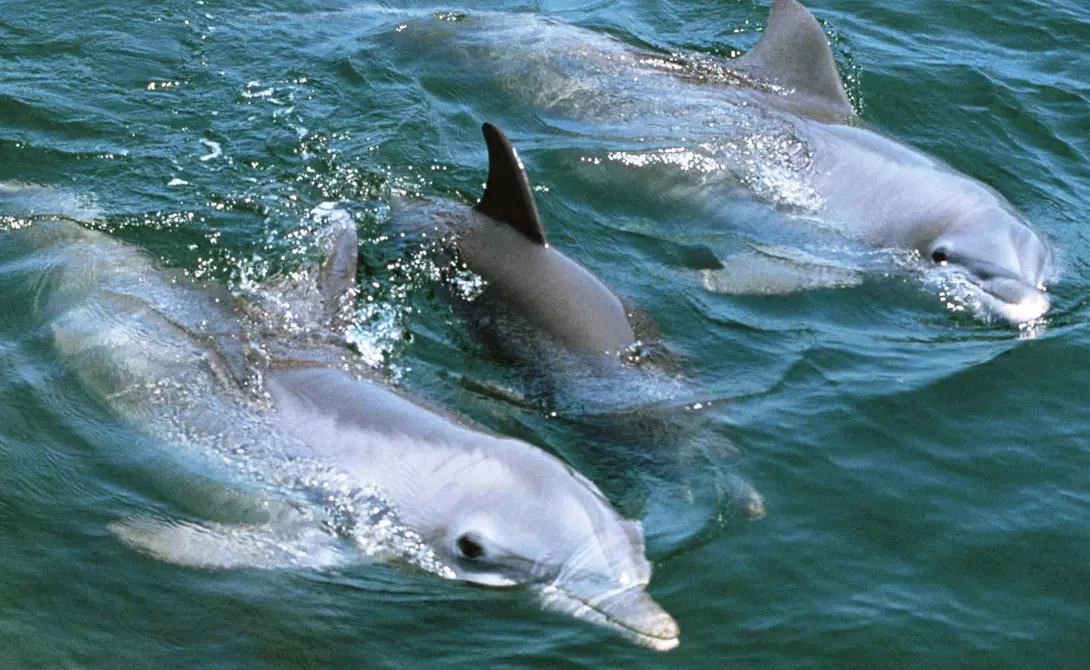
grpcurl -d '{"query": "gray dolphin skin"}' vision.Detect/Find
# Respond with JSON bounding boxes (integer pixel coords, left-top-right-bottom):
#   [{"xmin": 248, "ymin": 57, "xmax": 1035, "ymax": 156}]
[
  {"xmin": 406, "ymin": 122, "xmax": 638, "ymax": 357},
  {"xmin": 385, "ymin": 0, "xmax": 1053, "ymax": 323},
  {"xmin": 3, "ymin": 210, "xmax": 679, "ymax": 651}
]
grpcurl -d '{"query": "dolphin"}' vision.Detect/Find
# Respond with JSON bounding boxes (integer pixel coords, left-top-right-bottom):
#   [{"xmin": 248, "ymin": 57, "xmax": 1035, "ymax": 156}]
[
  {"xmin": 382, "ymin": 0, "xmax": 1053, "ymax": 323},
  {"xmin": 392, "ymin": 129, "xmax": 765, "ymax": 529},
  {"xmin": 397, "ymin": 122, "xmax": 641, "ymax": 361},
  {"xmin": 2, "ymin": 204, "xmax": 679, "ymax": 650}
]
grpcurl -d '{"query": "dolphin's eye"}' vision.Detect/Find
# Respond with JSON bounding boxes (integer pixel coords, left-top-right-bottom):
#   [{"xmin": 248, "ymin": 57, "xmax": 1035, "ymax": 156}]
[
  {"xmin": 457, "ymin": 534, "xmax": 485, "ymax": 560},
  {"xmin": 931, "ymin": 249, "xmax": 948, "ymax": 263}
]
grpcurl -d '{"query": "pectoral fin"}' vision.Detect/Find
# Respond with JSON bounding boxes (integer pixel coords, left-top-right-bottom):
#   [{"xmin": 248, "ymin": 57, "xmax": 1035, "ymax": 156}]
[
  {"xmin": 701, "ymin": 245, "xmax": 863, "ymax": 295},
  {"xmin": 109, "ymin": 516, "xmax": 355, "ymax": 570}
]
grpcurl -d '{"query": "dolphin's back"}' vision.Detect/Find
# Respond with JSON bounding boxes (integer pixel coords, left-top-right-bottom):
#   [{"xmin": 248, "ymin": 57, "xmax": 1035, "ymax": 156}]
[
  {"xmin": 455, "ymin": 123, "xmax": 636, "ymax": 356},
  {"xmin": 458, "ymin": 213, "xmax": 635, "ymax": 355},
  {"xmin": 267, "ymin": 367, "xmax": 480, "ymax": 449},
  {"xmin": 24, "ymin": 219, "xmax": 245, "ymax": 423},
  {"xmin": 0, "ymin": 216, "xmax": 298, "ymax": 500},
  {"xmin": 264, "ymin": 366, "xmax": 597, "ymax": 533}
]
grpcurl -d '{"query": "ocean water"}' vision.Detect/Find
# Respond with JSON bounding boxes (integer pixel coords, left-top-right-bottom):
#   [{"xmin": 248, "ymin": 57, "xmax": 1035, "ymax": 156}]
[{"xmin": 1, "ymin": 0, "xmax": 1089, "ymax": 667}]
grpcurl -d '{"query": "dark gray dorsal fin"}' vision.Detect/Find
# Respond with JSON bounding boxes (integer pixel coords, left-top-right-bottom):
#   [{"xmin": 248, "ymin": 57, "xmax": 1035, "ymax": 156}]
[
  {"xmin": 735, "ymin": 0, "xmax": 854, "ymax": 115},
  {"xmin": 474, "ymin": 122, "xmax": 547, "ymax": 245},
  {"xmin": 316, "ymin": 212, "xmax": 360, "ymax": 327}
]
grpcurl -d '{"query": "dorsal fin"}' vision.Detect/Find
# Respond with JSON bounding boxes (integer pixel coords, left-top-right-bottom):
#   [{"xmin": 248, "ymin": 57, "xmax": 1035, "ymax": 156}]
[
  {"xmin": 315, "ymin": 209, "xmax": 360, "ymax": 327},
  {"xmin": 474, "ymin": 122, "xmax": 547, "ymax": 245},
  {"xmin": 734, "ymin": 0, "xmax": 855, "ymax": 115}
]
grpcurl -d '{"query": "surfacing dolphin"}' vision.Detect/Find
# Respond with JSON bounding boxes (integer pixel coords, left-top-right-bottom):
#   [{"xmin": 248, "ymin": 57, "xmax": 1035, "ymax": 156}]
[
  {"xmin": 391, "ymin": 129, "xmax": 766, "ymax": 527},
  {"xmin": 391, "ymin": 125, "xmax": 765, "ymax": 521},
  {"xmin": 1, "ymin": 203, "xmax": 679, "ymax": 650},
  {"xmin": 383, "ymin": 0, "xmax": 1053, "ymax": 324}
]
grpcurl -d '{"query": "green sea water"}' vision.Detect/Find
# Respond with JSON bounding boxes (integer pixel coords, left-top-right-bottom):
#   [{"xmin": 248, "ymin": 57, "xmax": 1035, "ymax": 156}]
[{"xmin": 1, "ymin": 0, "xmax": 1088, "ymax": 667}]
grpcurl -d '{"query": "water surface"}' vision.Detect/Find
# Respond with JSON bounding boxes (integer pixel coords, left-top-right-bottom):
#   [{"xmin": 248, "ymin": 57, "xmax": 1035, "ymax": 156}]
[{"xmin": 0, "ymin": 0, "xmax": 1088, "ymax": 667}]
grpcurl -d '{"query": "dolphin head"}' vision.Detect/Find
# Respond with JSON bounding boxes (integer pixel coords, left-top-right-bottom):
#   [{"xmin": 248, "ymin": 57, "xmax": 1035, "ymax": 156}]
[
  {"xmin": 413, "ymin": 441, "xmax": 679, "ymax": 651},
  {"xmin": 924, "ymin": 205, "xmax": 1052, "ymax": 324},
  {"xmin": 264, "ymin": 368, "xmax": 675, "ymax": 648}
]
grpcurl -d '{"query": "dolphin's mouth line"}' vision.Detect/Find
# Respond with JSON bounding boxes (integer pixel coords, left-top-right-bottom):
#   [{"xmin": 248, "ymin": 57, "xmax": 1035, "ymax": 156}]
[
  {"xmin": 537, "ymin": 582, "xmax": 680, "ymax": 651},
  {"xmin": 920, "ymin": 260, "xmax": 1050, "ymax": 325}
]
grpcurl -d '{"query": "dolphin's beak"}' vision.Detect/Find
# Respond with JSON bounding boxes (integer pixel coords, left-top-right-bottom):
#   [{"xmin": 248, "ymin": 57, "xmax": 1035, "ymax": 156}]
[
  {"xmin": 976, "ymin": 275, "xmax": 1050, "ymax": 324},
  {"xmin": 931, "ymin": 253, "xmax": 1050, "ymax": 324},
  {"xmin": 538, "ymin": 581, "xmax": 680, "ymax": 651}
]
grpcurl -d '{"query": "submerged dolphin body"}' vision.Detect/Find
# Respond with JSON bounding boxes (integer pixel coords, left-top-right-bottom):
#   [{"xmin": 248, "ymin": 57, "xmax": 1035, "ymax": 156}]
[
  {"xmin": 3, "ymin": 210, "xmax": 679, "ymax": 650},
  {"xmin": 384, "ymin": 0, "xmax": 1053, "ymax": 323}
]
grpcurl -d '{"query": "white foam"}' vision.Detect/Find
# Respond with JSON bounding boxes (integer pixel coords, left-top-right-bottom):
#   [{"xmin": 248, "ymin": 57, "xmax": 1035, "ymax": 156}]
[{"xmin": 199, "ymin": 138, "xmax": 222, "ymax": 161}]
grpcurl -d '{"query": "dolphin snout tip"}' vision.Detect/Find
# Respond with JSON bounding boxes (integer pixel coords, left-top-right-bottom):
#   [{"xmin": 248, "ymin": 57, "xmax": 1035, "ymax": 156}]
[
  {"xmin": 642, "ymin": 615, "xmax": 681, "ymax": 652},
  {"xmin": 595, "ymin": 586, "xmax": 680, "ymax": 651},
  {"xmin": 935, "ymin": 268, "xmax": 1051, "ymax": 325},
  {"xmin": 540, "ymin": 581, "xmax": 680, "ymax": 651},
  {"xmin": 643, "ymin": 630, "xmax": 681, "ymax": 652},
  {"xmin": 626, "ymin": 599, "xmax": 680, "ymax": 651},
  {"xmin": 1006, "ymin": 289, "xmax": 1050, "ymax": 325},
  {"xmin": 981, "ymin": 277, "xmax": 1050, "ymax": 324}
]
